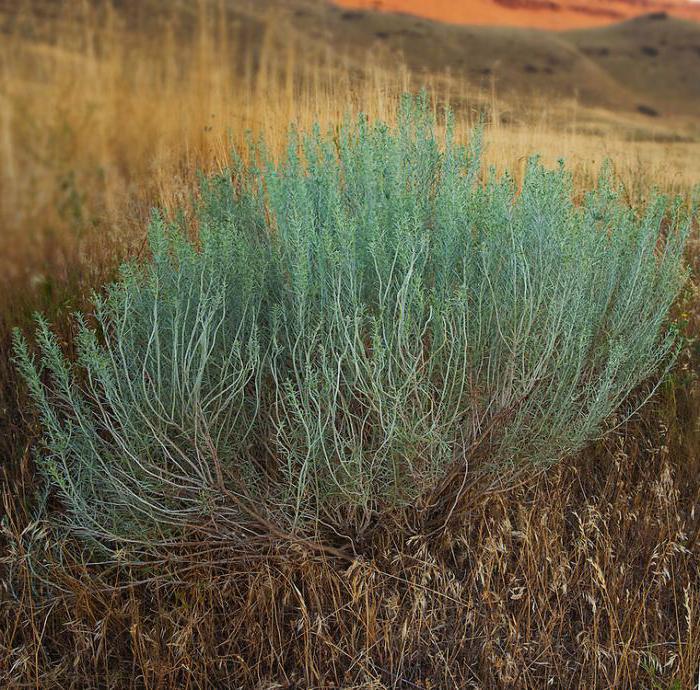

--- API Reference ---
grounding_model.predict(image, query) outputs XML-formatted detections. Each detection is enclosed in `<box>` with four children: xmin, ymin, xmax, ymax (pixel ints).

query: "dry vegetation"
<box><xmin>1</xmin><ymin>1</ymin><xmax>699</xmax><ymax>688</ymax></box>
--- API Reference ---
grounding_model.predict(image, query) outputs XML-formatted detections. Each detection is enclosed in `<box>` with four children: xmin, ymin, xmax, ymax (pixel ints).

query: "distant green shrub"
<box><xmin>14</xmin><ymin>95</ymin><xmax>691</xmax><ymax>553</ymax></box>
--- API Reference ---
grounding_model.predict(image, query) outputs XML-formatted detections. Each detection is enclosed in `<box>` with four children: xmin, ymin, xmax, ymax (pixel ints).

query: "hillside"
<box><xmin>567</xmin><ymin>14</ymin><xmax>700</xmax><ymax>117</ymax></box>
<box><xmin>282</xmin><ymin>2</ymin><xmax>700</xmax><ymax>135</ymax></box>
<box><xmin>333</xmin><ymin>0</ymin><xmax>700</xmax><ymax>29</ymax></box>
<box><xmin>3</xmin><ymin>0</ymin><xmax>699</xmax><ymax>138</ymax></box>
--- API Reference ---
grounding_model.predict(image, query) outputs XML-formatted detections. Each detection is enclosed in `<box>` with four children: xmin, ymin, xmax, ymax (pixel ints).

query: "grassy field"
<box><xmin>1</xmin><ymin>2</ymin><xmax>699</xmax><ymax>688</ymax></box>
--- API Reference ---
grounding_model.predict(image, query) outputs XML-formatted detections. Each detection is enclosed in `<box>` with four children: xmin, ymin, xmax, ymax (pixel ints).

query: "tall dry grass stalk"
<box><xmin>0</xmin><ymin>0</ymin><xmax>411</xmax><ymax>294</ymax></box>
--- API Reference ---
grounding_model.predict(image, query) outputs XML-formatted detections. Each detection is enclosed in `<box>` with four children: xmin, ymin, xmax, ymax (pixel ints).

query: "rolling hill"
<box><xmin>281</xmin><ymin>2</ymin><xmax>700</xmax><ymax>134</ymax></box>
<box><xmin>3</xmin><ymin>0</ymin><xmax>699</xmax><ymax>137</ymax></box>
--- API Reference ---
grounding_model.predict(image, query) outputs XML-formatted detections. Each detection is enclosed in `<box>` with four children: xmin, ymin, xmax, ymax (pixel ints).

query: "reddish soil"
<box><xmin>332</xmin><ymin>0</ymin><xmax>700</xmax><ymax>29</ymax></box>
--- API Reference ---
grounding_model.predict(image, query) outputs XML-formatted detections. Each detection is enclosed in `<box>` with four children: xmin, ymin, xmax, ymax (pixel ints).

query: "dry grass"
<box><xmin>3</xmin><ymin>394</ymin><xmax>699</xmax><ymax>687</ymax></box>
<box><xmin>1</xmin><ymin>1</ymin><xmax>699</xmax><ymax>688</ymax></box>
<box><xmin>2</xmin><ymin>0</ymin><xmax>698</xmax><ymax>296</ymax></box>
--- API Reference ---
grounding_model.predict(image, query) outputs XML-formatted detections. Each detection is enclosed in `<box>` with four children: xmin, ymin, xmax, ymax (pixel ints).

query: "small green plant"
<box><xmin>14</xmin><ymin>94</ymin><xmax>692</xmax><ymax>556</ymax></box>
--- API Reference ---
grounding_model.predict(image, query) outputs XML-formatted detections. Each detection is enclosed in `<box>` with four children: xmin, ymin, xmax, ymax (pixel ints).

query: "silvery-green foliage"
<box><xmin>14</xmin><ymin>94</ymin><xmax>691</xmax><ymax>551</ymax></box>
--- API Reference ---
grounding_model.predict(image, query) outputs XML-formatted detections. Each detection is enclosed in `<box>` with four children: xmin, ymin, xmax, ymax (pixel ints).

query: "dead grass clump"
<box><xmin>2</xmin><ymin>383</ymin><xmax>699</xmax><ymax>688</ymax></box>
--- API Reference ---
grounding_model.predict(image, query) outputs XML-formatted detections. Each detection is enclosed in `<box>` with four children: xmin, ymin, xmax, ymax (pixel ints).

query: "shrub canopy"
<box><xmin>15</xmin><ymin>95</ymin><xmax>691</xmax><ymax>554</ymax></box>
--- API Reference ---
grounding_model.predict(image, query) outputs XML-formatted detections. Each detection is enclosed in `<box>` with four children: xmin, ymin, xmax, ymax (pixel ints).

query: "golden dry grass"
<box><xmin>1</xmin><ymin>2</ymin><xmax>699</xmax><ymax>688</ymax></box>
<box><xmin>2</xmin><ymin>0</ymin><xmax>698</xmax><ymax>296</ymax></box>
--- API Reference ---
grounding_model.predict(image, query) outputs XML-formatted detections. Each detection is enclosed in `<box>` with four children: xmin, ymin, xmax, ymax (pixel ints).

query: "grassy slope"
<box><xmin>566</xmin><ymin>14</ymin><xmax>700</xmax><ymax>117</ymax></box>
<box><xmin>287</xmin><ymin>2</ymin><xmax>700</xmax><ymax>128</ymax></box>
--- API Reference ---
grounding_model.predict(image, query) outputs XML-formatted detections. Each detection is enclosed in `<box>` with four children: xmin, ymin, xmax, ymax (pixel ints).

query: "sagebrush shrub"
<box><xmin>15</xmin><ymin>95</ymin><xmax>691</xmax><ymax>553</ymax></box>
